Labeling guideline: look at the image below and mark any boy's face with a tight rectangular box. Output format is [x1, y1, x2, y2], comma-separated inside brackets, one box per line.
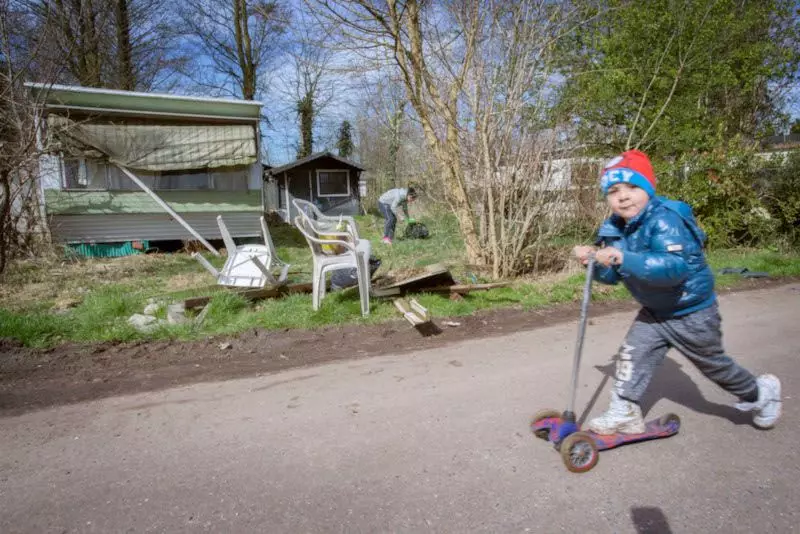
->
[606, 183, 650, 221]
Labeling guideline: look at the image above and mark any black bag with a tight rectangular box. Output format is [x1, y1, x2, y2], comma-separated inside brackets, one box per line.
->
[330, 256, 382, 290]
[404, 222, 430, 239]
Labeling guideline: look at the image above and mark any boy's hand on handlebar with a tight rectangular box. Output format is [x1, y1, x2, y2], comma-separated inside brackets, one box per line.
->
[572, 245, 596, 266]
[595, 247, 623, 267]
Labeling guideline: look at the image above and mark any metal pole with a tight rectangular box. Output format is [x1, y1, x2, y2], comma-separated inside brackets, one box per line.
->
[115, 164, 219, 256]
[566, 256, 595, 417]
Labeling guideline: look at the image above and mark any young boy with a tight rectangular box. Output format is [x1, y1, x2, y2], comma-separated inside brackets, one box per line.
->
[377, 186, 417, 245]
[573, 149, 781, 434]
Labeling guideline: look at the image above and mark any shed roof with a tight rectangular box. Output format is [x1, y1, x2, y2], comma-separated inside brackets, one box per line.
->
[269, 151, 365, 175]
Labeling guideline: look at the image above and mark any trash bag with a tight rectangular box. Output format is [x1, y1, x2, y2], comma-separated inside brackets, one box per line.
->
[405, 221, 430, 239]
[330, 256, 382, 290]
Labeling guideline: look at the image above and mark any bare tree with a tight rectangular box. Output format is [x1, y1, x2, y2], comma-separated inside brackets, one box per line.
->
[310, 0, 593, 274]
[35, 0, 109, 86]
[310, 0, 485, 261]
[293, 27, 338, 156]
[129, 1, 190, 91]
[357, 75, 408, 187]
[462, 2, 601, 277]
[178, 0, 290, 99]
[29, 0, 186, 90]
[0, 1, 55, 275]
[352, 74, 435, 215]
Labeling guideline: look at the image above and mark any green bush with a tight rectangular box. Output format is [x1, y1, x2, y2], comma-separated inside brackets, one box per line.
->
[759, 151, 800, 246]
[657, 150, 779, 248]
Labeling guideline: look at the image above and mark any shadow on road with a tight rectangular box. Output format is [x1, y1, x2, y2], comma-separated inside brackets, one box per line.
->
[579, 357, 752, 426]
[631, 506, 672, 533]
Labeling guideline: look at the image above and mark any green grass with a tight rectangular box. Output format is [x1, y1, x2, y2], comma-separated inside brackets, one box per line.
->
[708, 248, 800, 285]
[1, 214, 799, 348]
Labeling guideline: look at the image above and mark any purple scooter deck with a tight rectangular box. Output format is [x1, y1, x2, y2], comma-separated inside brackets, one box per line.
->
[531, 414, 680, 451]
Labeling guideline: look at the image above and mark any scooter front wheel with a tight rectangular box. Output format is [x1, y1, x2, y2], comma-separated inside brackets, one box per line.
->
[560, 432, 599, 473]
[531, 409, 562, 441]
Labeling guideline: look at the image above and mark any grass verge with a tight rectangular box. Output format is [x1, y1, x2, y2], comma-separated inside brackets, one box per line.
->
[1, 214, 798, 348]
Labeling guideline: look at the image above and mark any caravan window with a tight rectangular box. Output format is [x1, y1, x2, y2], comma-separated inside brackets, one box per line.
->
[158, 169, 211, 190]
[61, 159, 108, 190]
[106, 167, 249, 191]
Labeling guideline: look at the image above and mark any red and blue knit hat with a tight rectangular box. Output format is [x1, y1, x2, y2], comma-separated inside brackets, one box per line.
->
[600, 149, 657, 197]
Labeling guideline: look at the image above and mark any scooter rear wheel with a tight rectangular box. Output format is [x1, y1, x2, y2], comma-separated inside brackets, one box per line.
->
[659, 413, 681, 428]
[560, 432, 599, 473]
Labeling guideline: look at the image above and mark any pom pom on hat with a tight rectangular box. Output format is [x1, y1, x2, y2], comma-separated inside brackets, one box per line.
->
[600, 149, 657, 197]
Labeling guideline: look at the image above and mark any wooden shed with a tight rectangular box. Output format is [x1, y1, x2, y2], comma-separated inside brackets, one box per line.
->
[265, 151, 366, 222]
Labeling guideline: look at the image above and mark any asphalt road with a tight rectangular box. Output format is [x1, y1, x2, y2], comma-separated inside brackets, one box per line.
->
[2, 284, 798, 533]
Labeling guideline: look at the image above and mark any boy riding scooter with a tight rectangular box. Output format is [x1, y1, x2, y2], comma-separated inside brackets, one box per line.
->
[573, 149, 781, 434]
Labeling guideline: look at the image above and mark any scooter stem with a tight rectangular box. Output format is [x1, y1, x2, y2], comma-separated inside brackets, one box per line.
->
[565, 256, 596, 420]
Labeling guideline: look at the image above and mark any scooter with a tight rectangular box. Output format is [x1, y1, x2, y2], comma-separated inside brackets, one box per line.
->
[530, 256, 681, 473]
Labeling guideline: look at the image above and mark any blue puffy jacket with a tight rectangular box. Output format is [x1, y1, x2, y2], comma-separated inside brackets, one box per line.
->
[593, 196, 716, 318]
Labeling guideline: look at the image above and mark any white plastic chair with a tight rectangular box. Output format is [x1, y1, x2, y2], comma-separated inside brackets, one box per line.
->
[292, 198, 361, 240]
[193, 215, 290, 288]
[257, 216, 291, 275]
[293, 214, 371, 316]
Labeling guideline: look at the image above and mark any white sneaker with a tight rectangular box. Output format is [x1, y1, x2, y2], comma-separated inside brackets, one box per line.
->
[588, 391, 646, 435]
[735, 374, 782, 429]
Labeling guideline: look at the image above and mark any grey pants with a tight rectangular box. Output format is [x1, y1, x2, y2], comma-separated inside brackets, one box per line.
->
[614, 303, 758, 403]
[378, 202, 396, 239]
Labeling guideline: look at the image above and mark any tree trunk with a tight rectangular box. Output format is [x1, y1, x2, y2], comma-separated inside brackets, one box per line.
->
[450, 184, 483, 265]
[78, 0, 103, 86]
[388, 107, 403, 186]
[0, 171, 10, 275]
[436, 137, 482, 265]
[233, 0, 256, 100]
[114, 0, 135, 90]
[397, 0, 484, 265]
[297, 94, 314, 158]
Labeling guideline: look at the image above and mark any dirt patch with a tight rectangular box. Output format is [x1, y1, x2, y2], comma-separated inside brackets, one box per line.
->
[0, 276, 794, 417]
[163, 272, 211, 292]
[0, 256, 142, 308]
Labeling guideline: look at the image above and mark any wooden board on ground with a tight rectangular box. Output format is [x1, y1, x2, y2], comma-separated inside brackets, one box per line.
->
[372, 281, 510, 298]
[184, 283, 313, 310]
[372, 264, 456, 297]
[393, 297, 442, 337]
[424, 282, 510, 294]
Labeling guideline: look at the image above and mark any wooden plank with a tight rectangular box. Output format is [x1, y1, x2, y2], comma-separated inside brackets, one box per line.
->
[373, 281, 510, 298]
[436, 282, 510, 294]
[184, 282, 314, 309]
[393, 297, 431, 326]
[376, 265, 456, 292]
[371, 286, 402, 297]
[184, 295, 214, 309]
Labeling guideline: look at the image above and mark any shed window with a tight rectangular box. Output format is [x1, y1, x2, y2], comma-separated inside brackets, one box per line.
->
[317, 170, 350, 197]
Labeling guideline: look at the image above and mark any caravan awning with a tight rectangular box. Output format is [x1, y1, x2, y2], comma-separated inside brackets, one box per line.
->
[46, 115, 257, 172]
